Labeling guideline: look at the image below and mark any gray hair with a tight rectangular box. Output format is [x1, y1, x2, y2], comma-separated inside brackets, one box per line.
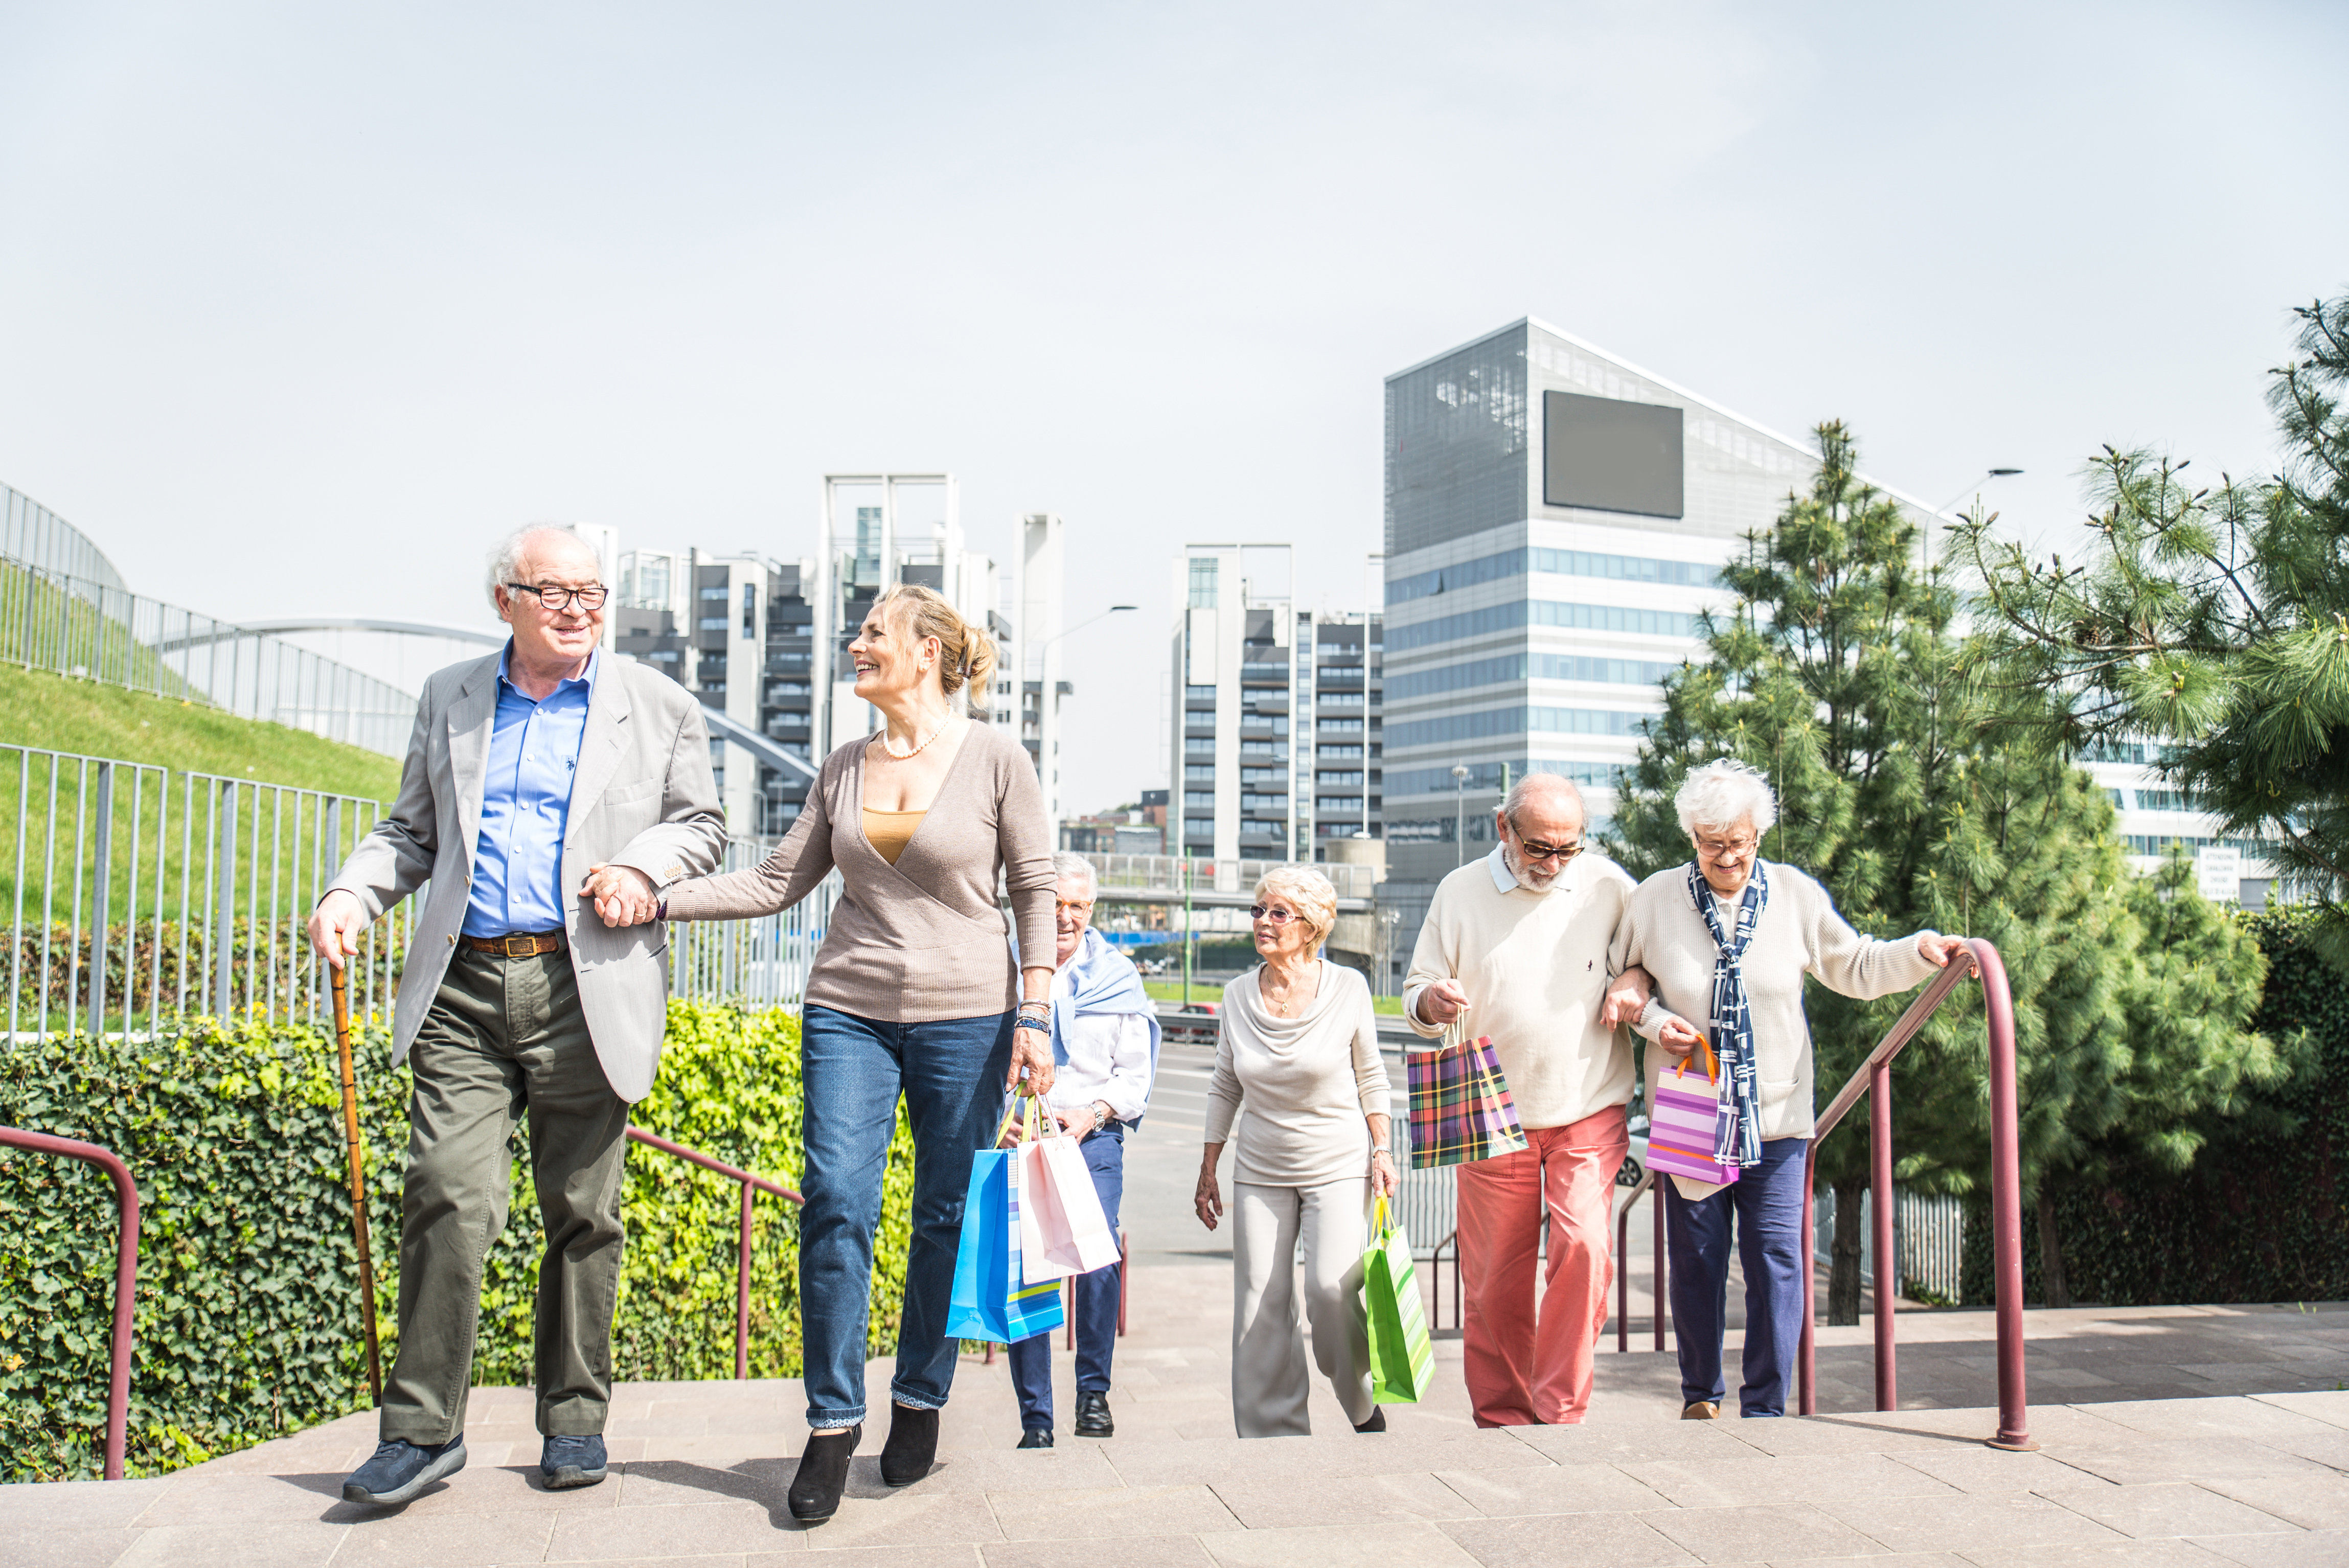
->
[1675, 758, 1777, 837]
[1253, 864, 1337, 945]
[1051, 851, 1098, 897]
[1503, 771, 1585, 824]
[486, 524, 590, 610]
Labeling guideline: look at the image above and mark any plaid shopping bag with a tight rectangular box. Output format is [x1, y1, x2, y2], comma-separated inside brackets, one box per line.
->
[1406, 1023, 1530, 1169]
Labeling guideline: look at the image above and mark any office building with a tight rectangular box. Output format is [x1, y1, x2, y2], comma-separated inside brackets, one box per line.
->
[1168, 544, 1384, 863]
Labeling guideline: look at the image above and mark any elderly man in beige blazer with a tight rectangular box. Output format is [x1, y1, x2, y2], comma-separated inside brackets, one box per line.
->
[307, 524, 726, 1506]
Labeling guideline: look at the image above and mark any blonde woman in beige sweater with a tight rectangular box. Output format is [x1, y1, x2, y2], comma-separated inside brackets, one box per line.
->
[622, 583, 1056, 1522]
[1608, 759, 1966, 1421]
[1196, 866, 1397, 1438]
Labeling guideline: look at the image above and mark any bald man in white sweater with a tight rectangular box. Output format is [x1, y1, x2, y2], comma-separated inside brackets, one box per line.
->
[1403, 775, 1648, 1426]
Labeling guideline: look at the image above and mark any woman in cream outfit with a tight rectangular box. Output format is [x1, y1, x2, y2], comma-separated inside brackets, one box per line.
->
[1195, 866, 1399, 1438]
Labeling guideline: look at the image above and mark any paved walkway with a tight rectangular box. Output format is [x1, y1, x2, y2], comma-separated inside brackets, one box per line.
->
[9, 1264, 2346, 1567]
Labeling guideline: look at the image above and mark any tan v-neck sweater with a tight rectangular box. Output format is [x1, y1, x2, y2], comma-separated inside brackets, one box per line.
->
[662, 722, 1056, 1021]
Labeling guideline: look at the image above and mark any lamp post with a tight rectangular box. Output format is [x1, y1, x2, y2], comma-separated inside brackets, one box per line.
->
[1452, 763, 1471, 868]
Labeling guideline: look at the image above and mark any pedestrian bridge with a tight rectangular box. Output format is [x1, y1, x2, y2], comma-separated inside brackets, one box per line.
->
[1084, 854, 1377, 913]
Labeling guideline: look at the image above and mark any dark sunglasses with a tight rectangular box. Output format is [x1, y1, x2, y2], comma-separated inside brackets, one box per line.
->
[1248, 904, 1298, 923]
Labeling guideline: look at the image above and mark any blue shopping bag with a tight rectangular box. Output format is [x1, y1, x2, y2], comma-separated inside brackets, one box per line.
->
[947, 1141, 1067, 1344]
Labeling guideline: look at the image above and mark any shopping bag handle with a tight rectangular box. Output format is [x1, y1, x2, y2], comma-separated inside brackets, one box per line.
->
[1671, 1036, 1721, 1084]
[994, 1095, 1045, 1147]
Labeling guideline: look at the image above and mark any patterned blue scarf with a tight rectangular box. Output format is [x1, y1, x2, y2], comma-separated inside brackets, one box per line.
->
[1687, 859, 1768, 1169]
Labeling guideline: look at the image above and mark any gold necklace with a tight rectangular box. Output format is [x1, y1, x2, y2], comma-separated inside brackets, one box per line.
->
[879, 714, 951, 761]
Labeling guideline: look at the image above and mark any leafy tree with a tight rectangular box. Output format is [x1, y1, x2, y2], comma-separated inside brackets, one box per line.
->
[1954, 293, 2349, 930]
[1609, 422, 2273, 1315]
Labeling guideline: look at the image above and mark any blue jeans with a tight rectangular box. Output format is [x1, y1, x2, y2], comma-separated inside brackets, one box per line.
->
[799, 1004, 1013, 1428]
[1664, 1136, 1810, 1417]
[1006, 1126, 1124, 1431]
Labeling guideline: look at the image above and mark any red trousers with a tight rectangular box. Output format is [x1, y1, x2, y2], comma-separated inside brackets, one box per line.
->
[1455, 1104, 1629, 1426]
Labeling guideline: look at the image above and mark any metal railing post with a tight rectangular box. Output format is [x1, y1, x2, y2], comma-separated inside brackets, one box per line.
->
[86, 762, 111, 1039]
[1872, 1060, 1897, 1411]
[213, 780, 236, 1018]
[0, 1126, 141, 1480]
[1976, 939, 2035, 1450]
[1653, 1179, 1667, 1353]
[1800, 1149, 1818, 1413]
[736, 1179, 754, 1380]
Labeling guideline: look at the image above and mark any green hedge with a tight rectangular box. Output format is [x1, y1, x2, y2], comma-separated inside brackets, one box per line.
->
[1960, 908, 2345, 1306]
[0, 998, 914, 1483]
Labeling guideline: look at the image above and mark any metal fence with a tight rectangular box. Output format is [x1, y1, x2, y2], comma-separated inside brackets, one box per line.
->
[665, 837, 837, 1007]
[0, 480, 419, 757]
[1812, 1186, 1966, 1303]
[0, 742, 408, 1037]
[1086, 853, 1379, 901]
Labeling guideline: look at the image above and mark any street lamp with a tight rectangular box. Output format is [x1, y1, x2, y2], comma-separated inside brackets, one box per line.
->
[1452, 763, 1471, 868]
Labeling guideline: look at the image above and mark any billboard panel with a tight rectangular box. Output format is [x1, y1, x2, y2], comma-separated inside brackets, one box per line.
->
[1543, 391, 1684, 518]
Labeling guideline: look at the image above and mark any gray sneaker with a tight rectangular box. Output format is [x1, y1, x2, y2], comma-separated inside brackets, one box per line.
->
[343, 1437, 467, 1506]
[540, 1433, 608, 1489]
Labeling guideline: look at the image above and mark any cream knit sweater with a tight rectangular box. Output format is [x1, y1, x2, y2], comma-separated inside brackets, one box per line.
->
[1401, 846, 1639, 1132]
[1607, 861, 1942, 1141]
[1203, 961, 1390, 1187]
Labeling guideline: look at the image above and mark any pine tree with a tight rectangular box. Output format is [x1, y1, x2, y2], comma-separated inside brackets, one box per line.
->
[1609, 422, 2204, 1317]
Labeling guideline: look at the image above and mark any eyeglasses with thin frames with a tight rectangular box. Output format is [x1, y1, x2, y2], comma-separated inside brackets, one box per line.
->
[1695, 833, 1759, 861]
[505, 582, 609, 612]
[1055, 898, 1094, 915]
[1248, 904, 1299, 923]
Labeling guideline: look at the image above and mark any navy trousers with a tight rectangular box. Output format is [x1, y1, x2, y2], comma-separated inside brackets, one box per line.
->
[1007, 1125, 1124, 1432]
[1663, 1135, 1810, 1417]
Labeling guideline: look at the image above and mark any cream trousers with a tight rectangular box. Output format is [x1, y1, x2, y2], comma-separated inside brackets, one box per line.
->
[1229, 1177, 1374, 1438]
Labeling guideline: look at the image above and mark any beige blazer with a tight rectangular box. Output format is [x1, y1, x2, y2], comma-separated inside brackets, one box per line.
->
[327, 651, 728, 1102]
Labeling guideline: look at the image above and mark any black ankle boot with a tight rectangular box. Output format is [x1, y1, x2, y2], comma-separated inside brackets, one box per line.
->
[1354, 1406, 1387, 1433]
[880, 1403, 940, 1486]
[787, 1425, 860, 1523]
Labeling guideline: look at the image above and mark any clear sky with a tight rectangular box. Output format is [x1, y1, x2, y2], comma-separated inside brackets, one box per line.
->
[2, 1, 2342, 815]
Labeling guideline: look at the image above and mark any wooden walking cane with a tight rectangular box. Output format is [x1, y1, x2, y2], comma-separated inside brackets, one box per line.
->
[332, 961, 384, 1403]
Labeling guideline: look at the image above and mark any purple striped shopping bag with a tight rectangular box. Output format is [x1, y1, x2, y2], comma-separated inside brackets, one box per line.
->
[1648, 1040, 1741, 1187]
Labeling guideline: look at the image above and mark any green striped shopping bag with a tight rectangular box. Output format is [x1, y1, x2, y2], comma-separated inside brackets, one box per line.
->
[1362, 1194, 1435, 1404]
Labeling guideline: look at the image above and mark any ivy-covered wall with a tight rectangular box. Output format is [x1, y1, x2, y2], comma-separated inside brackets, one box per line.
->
[0, 998, 914, 1483]
[1961, 908, 2345, 1307]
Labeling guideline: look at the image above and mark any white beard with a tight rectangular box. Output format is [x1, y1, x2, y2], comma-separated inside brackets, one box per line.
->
[1502, 843, 1560, 893]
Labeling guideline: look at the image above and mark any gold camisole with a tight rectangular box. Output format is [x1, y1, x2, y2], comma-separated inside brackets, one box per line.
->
[862, 807, 927, 866]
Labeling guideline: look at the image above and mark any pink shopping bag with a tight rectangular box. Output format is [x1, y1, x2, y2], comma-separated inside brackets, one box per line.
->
[1648, 1040, 1742, 1187]
[1017, 1127, 1121, 1284]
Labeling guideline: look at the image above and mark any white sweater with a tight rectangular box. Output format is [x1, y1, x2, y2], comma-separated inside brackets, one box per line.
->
[1401, 846, 1639, 1132]
[1607, 861, 1941, 1141]
[1203, 961, 1390, 1187]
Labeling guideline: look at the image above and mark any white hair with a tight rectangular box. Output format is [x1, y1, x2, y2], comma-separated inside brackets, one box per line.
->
[1503, 771, 1585, 825]
[1253, 865, 1338, 945]
[1675, 758, 1778, 837]
[1051, 851, 1097, 896]
[486, 524, 591, 610]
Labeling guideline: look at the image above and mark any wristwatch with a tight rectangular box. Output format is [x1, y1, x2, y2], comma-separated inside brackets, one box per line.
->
[1091, 1100, 1116, 1129]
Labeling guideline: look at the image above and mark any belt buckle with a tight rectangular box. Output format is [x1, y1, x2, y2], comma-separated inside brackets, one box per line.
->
[503, 934, 536, 960]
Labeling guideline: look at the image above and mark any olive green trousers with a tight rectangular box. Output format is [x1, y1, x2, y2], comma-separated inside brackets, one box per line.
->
[380, 947, 629, 1444]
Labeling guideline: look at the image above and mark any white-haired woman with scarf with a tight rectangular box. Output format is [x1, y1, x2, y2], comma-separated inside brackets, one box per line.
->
[1608, 760, 1967, 1420]
[1005, 851, 1159, 1447]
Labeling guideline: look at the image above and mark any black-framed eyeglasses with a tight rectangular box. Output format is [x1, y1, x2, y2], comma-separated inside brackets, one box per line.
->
[1248, 904, 1298, 923]
[505, 582, 609, 612]
[1504, 813, 1583, 863]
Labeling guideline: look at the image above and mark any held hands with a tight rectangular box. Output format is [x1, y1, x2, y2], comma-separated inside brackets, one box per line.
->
[1417, 978, 1470, 1027]
[307, 889, 370, 970]
[582, 864, 659, 927]
[1919, 932, 1969, 968]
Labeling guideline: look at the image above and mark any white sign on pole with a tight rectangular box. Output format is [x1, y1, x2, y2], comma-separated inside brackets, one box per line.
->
[2196, 846, 2242, 904]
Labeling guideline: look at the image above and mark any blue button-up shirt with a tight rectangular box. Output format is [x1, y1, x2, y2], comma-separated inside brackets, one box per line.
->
[463, 646, 597, 938]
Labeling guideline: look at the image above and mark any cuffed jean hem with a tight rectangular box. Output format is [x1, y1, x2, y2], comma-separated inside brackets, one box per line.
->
[807, 1405, 867, 1429]
[886, 1384, 946, 1412]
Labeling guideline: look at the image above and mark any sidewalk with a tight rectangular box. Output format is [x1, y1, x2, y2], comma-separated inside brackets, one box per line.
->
[9, 1264, 2345, 1566]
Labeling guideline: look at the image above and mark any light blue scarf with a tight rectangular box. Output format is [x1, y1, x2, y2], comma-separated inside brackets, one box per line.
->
[1011, 928, 1162, 1124]
[1687, 859, 1768, 1169]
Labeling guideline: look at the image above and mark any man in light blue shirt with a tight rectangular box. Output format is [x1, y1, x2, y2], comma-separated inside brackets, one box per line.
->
[465, 646, 598, 938]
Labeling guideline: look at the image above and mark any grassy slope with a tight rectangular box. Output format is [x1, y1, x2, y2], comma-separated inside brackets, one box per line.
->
[0, 664, 401, 799]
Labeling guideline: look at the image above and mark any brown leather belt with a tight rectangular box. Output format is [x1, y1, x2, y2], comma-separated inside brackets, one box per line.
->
[461, 930, 567, 959]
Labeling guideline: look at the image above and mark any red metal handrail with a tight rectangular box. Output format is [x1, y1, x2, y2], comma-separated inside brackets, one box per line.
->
[1, 1127, 140, 1480]
[624, 1126, 802, 1380]
[1610, 938, 2033, 1451]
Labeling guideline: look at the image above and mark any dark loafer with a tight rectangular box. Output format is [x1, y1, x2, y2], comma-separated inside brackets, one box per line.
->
[540, 1433, 607, 1489]
[1353, 1406, 1388, 1433]
[788, 1425, 861, 1524]
[1017, 1427, 1054, 1449]
[342, 1436, 467, 1506]
[1073, 1390, 1113, 1438]
[879, 1404, 940, 1486]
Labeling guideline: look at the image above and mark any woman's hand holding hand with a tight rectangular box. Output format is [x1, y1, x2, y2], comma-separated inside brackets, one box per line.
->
[582, 864, 659, 927]
[1656, 1014, 1703, 1060]
[1918, 932, 1969, 968]
[1194, 1161, 1224, 1231]
[1008, 1022, 1056, 1100]
[1369, 1147, 1399, 1200]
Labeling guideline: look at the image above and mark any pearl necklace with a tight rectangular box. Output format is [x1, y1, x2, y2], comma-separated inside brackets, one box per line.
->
[878, 715, 952, 761]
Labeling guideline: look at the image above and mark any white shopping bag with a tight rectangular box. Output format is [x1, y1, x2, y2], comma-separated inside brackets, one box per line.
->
[1016, 1132, 1120, 1284]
